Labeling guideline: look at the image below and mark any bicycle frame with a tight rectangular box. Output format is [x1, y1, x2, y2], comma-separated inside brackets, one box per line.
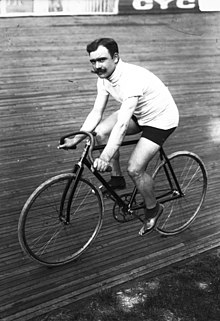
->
[60, 135, 184, 223]
[156, 148, 184, 203]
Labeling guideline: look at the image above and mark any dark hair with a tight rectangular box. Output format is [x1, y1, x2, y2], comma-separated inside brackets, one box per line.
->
[86, 38, 119, 58]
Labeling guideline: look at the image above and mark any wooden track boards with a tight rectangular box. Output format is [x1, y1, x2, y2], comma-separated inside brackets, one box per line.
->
[0, 13, 220, 320]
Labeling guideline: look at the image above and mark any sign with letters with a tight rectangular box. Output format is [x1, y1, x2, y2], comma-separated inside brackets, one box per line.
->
[119, 0, 200, 13]
[133, 0, 197, 10]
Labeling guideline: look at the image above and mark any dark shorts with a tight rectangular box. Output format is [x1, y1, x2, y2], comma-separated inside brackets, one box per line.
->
[131, 115, 176, 147]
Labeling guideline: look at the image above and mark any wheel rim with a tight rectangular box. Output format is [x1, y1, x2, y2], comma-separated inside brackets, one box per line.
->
[19, 174, 103, 266]
[153, 152, 207, 235]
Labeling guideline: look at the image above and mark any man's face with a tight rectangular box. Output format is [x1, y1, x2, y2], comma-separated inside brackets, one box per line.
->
[89, 45, 118, 79]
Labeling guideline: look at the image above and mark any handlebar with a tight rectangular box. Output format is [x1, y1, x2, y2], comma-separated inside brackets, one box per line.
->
[59, 131, 112, 172]
[60, 131, 95, 164]
[60, 131, 112, 172]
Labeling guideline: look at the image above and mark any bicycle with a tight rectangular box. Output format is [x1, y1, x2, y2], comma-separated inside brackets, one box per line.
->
[18, 131, 207, 267]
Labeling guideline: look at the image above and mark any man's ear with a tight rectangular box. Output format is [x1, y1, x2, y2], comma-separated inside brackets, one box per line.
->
[113, 53, 119, 63]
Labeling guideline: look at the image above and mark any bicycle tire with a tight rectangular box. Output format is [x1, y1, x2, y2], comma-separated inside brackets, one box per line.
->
[18, 173, 104, 266]
[153, 151, 207, 235]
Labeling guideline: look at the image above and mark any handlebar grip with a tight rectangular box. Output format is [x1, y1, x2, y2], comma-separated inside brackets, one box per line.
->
[59, 135, 77, 150]
[59, 134, 75, 146]
[59, 136, 66, 145]
[68, 145, 77, 150]
[106, 165, 112, 172]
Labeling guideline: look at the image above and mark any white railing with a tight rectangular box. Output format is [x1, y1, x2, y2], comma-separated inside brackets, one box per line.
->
[0, 0, 119, 17]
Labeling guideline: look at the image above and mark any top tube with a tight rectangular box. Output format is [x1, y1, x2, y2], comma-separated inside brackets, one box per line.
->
[60, 130, 164, 164]
[93, 138, 139, 151]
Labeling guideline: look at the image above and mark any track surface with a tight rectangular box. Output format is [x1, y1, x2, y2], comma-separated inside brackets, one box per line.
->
[0, 13, 220, 320]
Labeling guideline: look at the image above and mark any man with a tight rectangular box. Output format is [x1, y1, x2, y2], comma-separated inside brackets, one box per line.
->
[59, 38, 179, 235]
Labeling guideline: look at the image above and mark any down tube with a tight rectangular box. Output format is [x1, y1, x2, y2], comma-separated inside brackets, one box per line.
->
[85, 158, 126, 209]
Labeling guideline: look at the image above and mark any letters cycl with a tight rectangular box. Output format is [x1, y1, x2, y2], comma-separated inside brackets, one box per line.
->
[132, 0, 196, 10]
[133, 0, 153, 10]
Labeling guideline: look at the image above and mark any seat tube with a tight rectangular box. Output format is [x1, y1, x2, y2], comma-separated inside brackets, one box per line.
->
[160, 148, 182, 195]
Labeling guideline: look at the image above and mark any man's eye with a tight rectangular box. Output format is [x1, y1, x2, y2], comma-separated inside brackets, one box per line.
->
[90, 58, 106, 64]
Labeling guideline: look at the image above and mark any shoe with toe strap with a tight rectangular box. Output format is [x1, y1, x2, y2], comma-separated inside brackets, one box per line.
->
[139, 203, 164, 236]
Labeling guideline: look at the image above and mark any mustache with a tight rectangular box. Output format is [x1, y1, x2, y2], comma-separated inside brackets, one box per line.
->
[91, 68, 107, 74]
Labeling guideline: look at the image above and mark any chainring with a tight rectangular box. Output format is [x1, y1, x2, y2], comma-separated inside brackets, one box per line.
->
[112, 193, 139, 223]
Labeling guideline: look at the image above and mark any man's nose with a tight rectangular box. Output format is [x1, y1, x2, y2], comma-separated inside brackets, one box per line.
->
[95, 61, 101, 69]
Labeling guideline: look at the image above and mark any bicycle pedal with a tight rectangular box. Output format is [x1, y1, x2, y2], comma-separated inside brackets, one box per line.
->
[114, 213, 136, 223]
[103, 191, 111, 199]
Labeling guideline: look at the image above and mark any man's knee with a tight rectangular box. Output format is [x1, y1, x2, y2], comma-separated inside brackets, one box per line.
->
[127, 163, 143, 180]
[127, 157, 152, 180]
[95, 126, 108, 144]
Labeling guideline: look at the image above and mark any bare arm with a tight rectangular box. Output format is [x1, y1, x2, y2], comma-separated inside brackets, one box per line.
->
[80, 94, 109, 132]
[93, 96, 138, 171]
[58, 93, 109, 149]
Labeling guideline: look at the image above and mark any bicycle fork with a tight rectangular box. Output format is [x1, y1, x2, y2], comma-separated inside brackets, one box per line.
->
[59, 143, 91, 224]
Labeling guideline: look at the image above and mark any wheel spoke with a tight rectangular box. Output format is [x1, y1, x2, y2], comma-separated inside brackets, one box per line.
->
[182, 165, 201, 193]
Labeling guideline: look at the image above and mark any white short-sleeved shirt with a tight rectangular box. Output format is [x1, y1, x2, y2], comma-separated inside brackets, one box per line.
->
[97, 60, 179, 130]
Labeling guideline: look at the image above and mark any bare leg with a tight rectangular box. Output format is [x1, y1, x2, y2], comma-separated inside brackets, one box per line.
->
[95, 111, 141, 176]
[127, 137, 165, 235]
[133, 171, 157, 209]
[127, 137, 160, 210]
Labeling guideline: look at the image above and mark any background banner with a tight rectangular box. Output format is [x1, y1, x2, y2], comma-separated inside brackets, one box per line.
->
[0, 0, 220, 17]
[119, 0, 200, 14]
[0, 0, 119, 16]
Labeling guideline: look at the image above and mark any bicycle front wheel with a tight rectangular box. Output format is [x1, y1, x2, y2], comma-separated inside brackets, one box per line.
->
[18, 173, 104, 266]
[153, 151, 207, 235]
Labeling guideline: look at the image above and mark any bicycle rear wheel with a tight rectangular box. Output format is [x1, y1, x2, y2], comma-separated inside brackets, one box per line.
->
[18, 173, 104, 266]
[153, 151, 207, 235]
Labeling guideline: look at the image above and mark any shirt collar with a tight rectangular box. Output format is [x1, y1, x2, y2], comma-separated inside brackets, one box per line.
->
[107, 59, 123, 86]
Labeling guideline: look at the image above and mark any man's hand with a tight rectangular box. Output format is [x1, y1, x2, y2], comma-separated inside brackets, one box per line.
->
[93, 158, 111, 172]
[58, 138, 77, 150]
